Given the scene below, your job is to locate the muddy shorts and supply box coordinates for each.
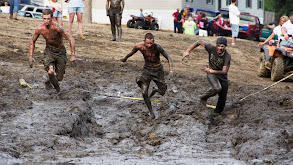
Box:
[137,65,167,94]
[43,46,67,79]
[109,8,122,17]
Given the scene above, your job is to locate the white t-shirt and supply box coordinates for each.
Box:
[282,20,293,36]
[68,0,84,8]
[229,4,240,25]
[273,25,284,42]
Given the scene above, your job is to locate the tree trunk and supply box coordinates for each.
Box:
[83,0,92,23]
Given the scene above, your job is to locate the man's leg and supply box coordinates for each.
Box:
[116,14,122,42]
[214,77,228,114]
[109,15,116,41]
[200,73,222,109]
[48,65,60,93]
[140,83,155,119]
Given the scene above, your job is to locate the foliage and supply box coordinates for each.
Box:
[274,0,293,19]
[264,0,275,12]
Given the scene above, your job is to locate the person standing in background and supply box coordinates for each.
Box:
[183,17,196,35]
[106,0,125,42]
[229,0,240,46]
[67,0,86,40]
[172,8,179,33]
[8,0,19,20]
[177,9,184,34]
[48,0,63,26]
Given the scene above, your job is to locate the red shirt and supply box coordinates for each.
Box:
[195,14,202,24]
[173,12,179,22]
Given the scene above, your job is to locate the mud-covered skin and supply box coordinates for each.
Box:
[106,0,124,41]
[121,39,173,119]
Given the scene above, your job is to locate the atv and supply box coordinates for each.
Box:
[127,14,159,31]
[258,39,293,81]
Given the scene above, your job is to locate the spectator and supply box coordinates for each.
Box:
[258,15,289,47]
[172,8,179,33]
[8,0,19,20]
[177,9,184,34]
[1,1,10,14]
[183,17,196,35]
[195,11,202,35]
[139,8,144,17]
[199,13,209,36]
[280,12,293,47]
[229,0,240,46]
[67,0,86,40]
[48,0,63,27]
[212,16,225,37]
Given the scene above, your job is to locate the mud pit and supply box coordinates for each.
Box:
[0,14,293,164]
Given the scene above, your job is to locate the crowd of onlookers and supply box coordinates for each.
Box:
[172,5,227,37]
[0,0,86,39]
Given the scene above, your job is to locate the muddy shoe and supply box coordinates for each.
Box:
[44,80,53,90]
[150,112,155,120]
[199,98,207,110]
[110,37,116,41]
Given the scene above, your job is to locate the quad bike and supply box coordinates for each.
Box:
[127,14,159,31]
[258,37,293,81]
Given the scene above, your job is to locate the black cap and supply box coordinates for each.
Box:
[216,37,227,46]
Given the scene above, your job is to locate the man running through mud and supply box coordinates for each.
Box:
[28,9,76,93]
[106,0,124,42]
[121,33,173,119]
[182,37,231,115]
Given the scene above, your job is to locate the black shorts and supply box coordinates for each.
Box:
[137,65,167,94]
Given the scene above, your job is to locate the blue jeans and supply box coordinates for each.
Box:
[68,7,84,14]
[174,21,179,33]
[9,0,19,13]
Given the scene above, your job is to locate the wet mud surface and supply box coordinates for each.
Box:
[0,14,293,164]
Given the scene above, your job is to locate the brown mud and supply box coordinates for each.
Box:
[0,14,292,164]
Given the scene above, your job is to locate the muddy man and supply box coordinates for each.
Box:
[106,0,124,42]
[121,33,173,119]
[29,9,75,93]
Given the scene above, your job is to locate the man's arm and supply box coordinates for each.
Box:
[59,24,76,64]
[282,26,290,41]
[203,66,229,76]
[106,0,109,16]
[120,0,125,13]
[182,40,206,61]
[157,44,173,73]
[121,44,139,62]
[28,29,40,68]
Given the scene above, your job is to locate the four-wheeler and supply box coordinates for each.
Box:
[127,14,159,31]
[258,38,293,81]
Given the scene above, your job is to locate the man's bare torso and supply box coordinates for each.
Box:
[136,42,161,67]
[109,0,122,9]
[37,23,64,49]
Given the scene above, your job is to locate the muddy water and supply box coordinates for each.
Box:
[1,56,292,164]
[0,14,293,164]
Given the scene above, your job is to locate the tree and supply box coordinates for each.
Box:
[275,0,293,19]
[264,0,275,12]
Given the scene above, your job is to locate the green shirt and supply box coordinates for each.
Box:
[183,21,196,35]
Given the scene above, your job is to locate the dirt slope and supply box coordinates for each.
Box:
[0,14,292,164]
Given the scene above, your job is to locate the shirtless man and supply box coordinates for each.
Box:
[121,33,173,119]
[29,9,75,93]
[106,0,124,42]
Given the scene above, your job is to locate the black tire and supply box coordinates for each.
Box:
[134,21,144,29]
[127,20,134,28]
[271,57,284,81]
[258,55,270,77]
[150,23,159,31]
